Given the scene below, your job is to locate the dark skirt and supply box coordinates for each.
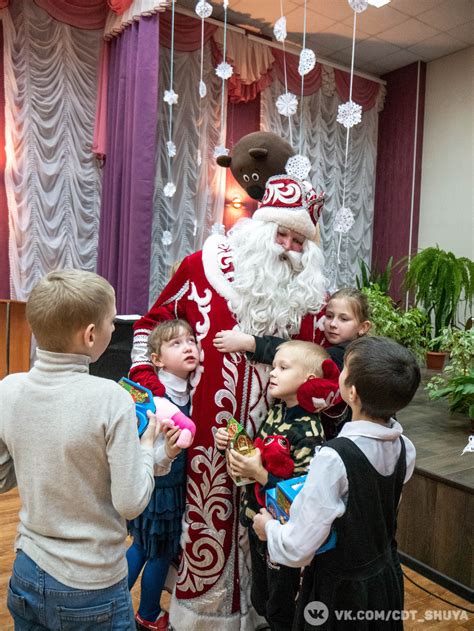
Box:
[127,451,186,559]
[293,546,404,631]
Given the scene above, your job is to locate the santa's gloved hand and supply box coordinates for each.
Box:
[297,358,342,413]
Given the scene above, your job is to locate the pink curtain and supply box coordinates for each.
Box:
[272,49,322,96]
[334,68,380,112]
[92,42,110,157]
[210,39,273,104]
[0,1,8,8]
[34,0,107,29]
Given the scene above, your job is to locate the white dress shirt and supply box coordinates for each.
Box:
[265,419,416,568]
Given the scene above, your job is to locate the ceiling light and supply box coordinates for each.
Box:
[368,0,391,7]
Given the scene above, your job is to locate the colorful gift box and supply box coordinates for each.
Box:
[226,417,257,486]
[276,475,307,516]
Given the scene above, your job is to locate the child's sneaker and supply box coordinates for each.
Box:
[135,611,169,631]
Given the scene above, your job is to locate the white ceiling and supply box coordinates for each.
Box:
[179,0,474,75]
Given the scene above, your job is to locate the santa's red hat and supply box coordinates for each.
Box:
[253,175,324,242]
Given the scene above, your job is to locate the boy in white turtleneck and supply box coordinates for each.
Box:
[127,319,199,631]
[0,270,163,631]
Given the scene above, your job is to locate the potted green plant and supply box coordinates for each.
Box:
[426,326,474,427]
[356,256,394,295]
[362,285,431,361]
[403,246,473,367]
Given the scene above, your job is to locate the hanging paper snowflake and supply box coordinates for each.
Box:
[215,61,234,80]
[298,48,316,76]
[333,206,355,233]
[166,141,176,158]
[199,80,207,98]
[273,16,287,42]
[161,230,173,246]
[211,222,226,235]
[286,155,311,180]
[195,0,213,19]
[337,100,362,128]
[197,149,202,166]
[213,145,229,159]
[193,219,198,236]
[164,182,176,198]
[276,92,298,117]
[348,0,369,13]
[164,89,179,106]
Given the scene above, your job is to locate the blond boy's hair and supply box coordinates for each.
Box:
[147,319,194,358]
[276,340,329,378]
[26,270,115,353]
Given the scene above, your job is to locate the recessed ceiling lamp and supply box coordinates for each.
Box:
[368,0,391,7]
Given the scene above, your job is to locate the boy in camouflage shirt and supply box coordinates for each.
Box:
[217,340,328,631]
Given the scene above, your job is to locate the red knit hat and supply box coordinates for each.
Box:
[253,175,324,242]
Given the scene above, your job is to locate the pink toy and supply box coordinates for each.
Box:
[153,397,196,449]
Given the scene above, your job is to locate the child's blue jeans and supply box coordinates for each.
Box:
[7,550,135,630]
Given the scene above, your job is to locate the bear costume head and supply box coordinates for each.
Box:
[216,131,295,200]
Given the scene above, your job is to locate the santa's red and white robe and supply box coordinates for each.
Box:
[130,234,326,631]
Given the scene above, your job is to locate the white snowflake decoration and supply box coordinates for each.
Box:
[213,144,229,159]
[276,92,298,117]
[166,141,176,158]
[348,0,369,13]
[161,230,172,246]
[273,16,287,42]
[211,222,225,235]
[215,61,234,80]
[199,80,207,98]
[195,0,213,19]
[298,48,316,76]
[333,206,355,233]
[164,182,176,198]
[164,89,179,106]
[197,149,202,166]
[286,155,311,180]
[337,100,362,128]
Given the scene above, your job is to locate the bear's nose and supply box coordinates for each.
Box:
[247,184,265,200]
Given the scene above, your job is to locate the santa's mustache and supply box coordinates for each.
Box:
[275,245,304,272]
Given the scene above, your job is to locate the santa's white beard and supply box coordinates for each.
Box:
[227,219,327,337]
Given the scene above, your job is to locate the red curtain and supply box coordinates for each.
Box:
[372,62,426,303]
[0,23,9,298]
[223,97,260,230]
[272,49,322,96]
[108,0,133,14]
[159,11,217,51]
[334,68,380,112]
[34,0,108,29]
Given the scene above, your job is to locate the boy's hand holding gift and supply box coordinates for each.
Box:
[163,426,184,460]
[228,448,268,486]
[253,508,273,541]
[215,427,230,451]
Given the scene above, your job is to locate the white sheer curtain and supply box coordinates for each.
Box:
[148,41,226,301]
[3,0,102,300]
[261,74,378,291]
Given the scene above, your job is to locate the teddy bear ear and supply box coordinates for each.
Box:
[216,155,232,168]
[248,147,268,160]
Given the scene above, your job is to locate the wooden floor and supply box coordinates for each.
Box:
[1,489,472,630]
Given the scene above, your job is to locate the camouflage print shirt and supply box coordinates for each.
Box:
[240,402,325,526]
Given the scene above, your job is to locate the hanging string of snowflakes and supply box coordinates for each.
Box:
[333,0,368,262]
[193,0,214,240]
[274,0,316,182]
[162,0,178,246]
[213,0,232,160]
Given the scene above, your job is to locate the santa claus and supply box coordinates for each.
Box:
[130,174,329,631]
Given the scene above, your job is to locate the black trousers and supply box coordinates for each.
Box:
[248,527,301,631]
